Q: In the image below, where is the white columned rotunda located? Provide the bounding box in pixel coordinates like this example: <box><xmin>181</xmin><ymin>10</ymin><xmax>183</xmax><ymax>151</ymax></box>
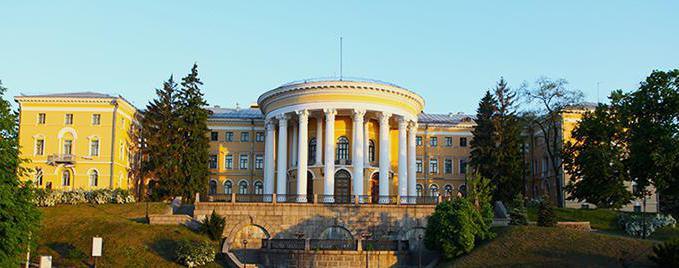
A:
<box><xmin>256</xmin><ymin>78</ymin><xmax>425</xmax><ymax>203</ymax></box>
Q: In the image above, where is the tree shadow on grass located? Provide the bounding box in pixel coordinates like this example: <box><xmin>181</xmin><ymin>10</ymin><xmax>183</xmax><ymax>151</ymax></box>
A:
<box><xmin>46</xmin><ymin>242</ymin><xmax>91</xmax><ymax>267</ymax></box>
<box><xmin>149</xmin><ymin>238</ymin><xmax>180</xmax><ymax>263</ymax></box>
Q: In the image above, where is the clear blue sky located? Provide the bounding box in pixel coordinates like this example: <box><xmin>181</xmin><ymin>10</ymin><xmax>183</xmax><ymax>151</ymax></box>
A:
<box><xmin>1</xmin><ymin>1</ymin><xmax>678</xmax><ymax>114</ymax></box>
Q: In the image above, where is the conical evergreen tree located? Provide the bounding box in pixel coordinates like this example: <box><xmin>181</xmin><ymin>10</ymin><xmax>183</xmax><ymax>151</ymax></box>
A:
<box><xmin>470</xmin><ymin>91</ymin><xmax>496</xmax><ymax>185</ymax></box>
<box><xmin>492</xmin><ymin>78</ymin><xmax>524</xmax><ymax>203</ymax></box>
<box><xmin>176</xmin><ymin>64</ymin><xmax>211</xmax><ymax>201</ymax></box>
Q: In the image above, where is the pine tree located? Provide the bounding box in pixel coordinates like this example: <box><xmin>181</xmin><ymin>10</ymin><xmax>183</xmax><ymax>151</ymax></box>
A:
<box><xmin>469</xmin><ymin>91</ymin><xmax>496</xmax><ymax>182</ymax></box>
<box><xmin>0</xmin><ymin>81</ymin><xmax>41</xmax><ymax>266</ymax></box>
<box><xmin>492</xmin><ymin>78</ymin><xmax>524</xmax><ymax>204</ymax></box>
<box><xmin>176</xmin><ymin>64</ymin><xmax>211</xmax><ymax>201</ymax></box>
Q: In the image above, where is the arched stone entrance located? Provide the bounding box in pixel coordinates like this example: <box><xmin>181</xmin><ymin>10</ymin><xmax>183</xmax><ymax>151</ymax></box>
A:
<box><xmin>319</xmin><ymin>226</ymin><xmax>354</xmax><ymax>240</ymax></box>
<box><xmin>334</xmin><ymin>169</ymin><xmax>351</xmax><ymax>203</ymax></box>
<box><xmin>370</xmin><ymin>172</ymin><xmax>379</xmax><ymax>203</ymax></box>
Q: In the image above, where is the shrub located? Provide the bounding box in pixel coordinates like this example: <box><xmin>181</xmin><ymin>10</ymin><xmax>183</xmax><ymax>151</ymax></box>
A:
<box><xmin>33</xmin><ymin>188</ymin><xmax>136</xmax><ymax>207</ymax></box>
<box><xmin>509</xmin><ymin>194</ymin><xmax>529</xmax><ymax>225</ymax></box>
<box><xmin>175</xmin><ymin>239</ymin><xmax>215</xmax><ymax>267</ymax></box>
<box><xmin>618</xmin><ymin>213</ymin><xmax>677</xmax><ymax>237</ymax></box>
<box><xmin>200</xmin><ymin>210</ymin><xmax>226</xmax><ymax>240</ymax></box>
<box><xmin>650</xmin><ymin>238</ymin><xmax>679</xmax><ymax>267</ymax></box>
<box><xmin>537</xmin><ymin>198</ymin><xmax>557</xmax><ymax>227</ymax></box>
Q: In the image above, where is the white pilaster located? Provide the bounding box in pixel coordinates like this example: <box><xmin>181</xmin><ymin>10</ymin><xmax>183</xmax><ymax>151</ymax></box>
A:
<box><xmin>263</xmin><ymin>119</ymin><xmax>276</xmax><ymax>201</ymax></box>
<box><xmin>407</xmin><ymin>121</ymin><xmax>418</xmax><ymax>204</ymax></box>
<box><xmin>295</xmin><ymin>110</ymin><xmax>309</xmax><ymax>202</ymax></box>
<box><xmin>315</xmin><ymin>115</ymin><xmax>323</xmax><ymax>166</ymax></box>
<box><xmin>276</xmin><ymin>114</ymin><xmax>289</xmax><ymax>202</ymax></box>
<box><xmin>397</xmin><ymin>117</ymin><xmax>408</xmax><ymax>203</ymax></box>
<box><xmin>378</xmin><ymin>112</ymin><xmax>392</xmax><ymax>203</ymax></box>
<box><xmin>323</xmin><ymin>109</ymin><xmax>337</xmax><ymax>203</ymax></box>
<box><xmin>291</xmin><ymin>123</ymin><xmax>298</xmax><ymax>167</ymax></box>
<box><xmin>352</xmin><ymin>109</ymin><xmax>366</xmax><ymax>200</ymax></box>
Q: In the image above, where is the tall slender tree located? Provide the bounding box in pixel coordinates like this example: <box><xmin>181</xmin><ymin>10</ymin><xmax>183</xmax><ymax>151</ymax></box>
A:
<box><xmin>492</xmin><ymin>78</ymin><xmax>524</xmax><ymax>203</ymax></box>
<box><xmin>470</xmin><ymin>91</ymin><xmax>496</xmax><ymax>182</ymax></box>
<box><xmin>176</xmin><ymin>64</ymin><xmax>211</xmax><ymax>201</ymax></box>
<box><xmin>0</xmin><ymin>81</ymin><xmax>41</xmax><ymax>266</ymax></box>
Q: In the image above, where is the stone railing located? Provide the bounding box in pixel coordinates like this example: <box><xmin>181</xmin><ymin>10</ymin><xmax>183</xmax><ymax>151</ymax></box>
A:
<box><xmin>207</xmin><ymin>193</ymin><xmax>444</xmax><ymax>205</ymax></box>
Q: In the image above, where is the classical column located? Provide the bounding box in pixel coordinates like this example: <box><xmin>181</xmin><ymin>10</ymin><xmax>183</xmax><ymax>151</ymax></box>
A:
<box><xmin>315</xmin><ymin>115</ymin><xmax>323</xmax><ymax>166</ymax></box>
<box><xmin>363</xmin><ymin>120</ymin><xmax>370</xmax><ymax>166</ymax></box>
<box><xmin>295</xmin><ymin>110</ymin><xmax>309</xmax><ymax>202</ymax></box>
<box><xmin>263</xmin><ymin>119</ymin><xmax>275</xmax><ymax>202</ymax></box>
<box><xmin>291</xmin><ymin>123</ymin><xmax>298</xmax><ymax>167</ymax></box>
<box><xmin>276</xmin><ymin>114</ymin><xmax>289</xmax><ymax>202</ymax></box>
<box><xmin>352</xmin><ymin>109</ymin><xmax>366</xmax><ymax>201</ymax></box>
<box><xmin>323</xmin><ymin>109</ymin><xmax>337</xmax><ymax>202</ymax></box>
<box><xmin>397</xmin><ymin>117</ymin><xmax>408</xmax><ymax>203</ymax></box>
<box><xmin>378</xmin><ymin>112</ymin><xmax>392</xmax><ymax>203</ymax></box>
<box><xmin>407</xmin><ymin>121</ymin><xmax>418</xmax><ymax>204</ymax></box>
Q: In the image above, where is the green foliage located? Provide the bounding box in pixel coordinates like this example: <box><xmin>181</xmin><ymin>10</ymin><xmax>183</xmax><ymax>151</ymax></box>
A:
<box><xmin>425</xmin><ymin>174</ymin><xmax>495</xmax><ymax>259</ymax></box>
<box><xmin>470</xmin><ymin>79</ymin><xmax>524</xmax><ymax>205</ymax></box>
<box><xmin>509</xmin><ymin>194</ymin><xmax>529</xmax><ymax>225</ymax></box>
<box><xmin>33</xmin><ymin>188</ymin><xmax>136</xmax><ymax>207</ymax></box>
<box><xmin>537</xmin><ymin>197</ymin><xmax>557</xmax><ymax>227</ymax></box>
<box><xmin>0</xmin><ymin>81</ymin><xmax>41</xmax><ymax>266</ymax></box>
<box><xmin>650</xmin><ymin>238</ymin><xmax>679</xmax><ymax>267</ymax></box>
<box><xmin>143</xmin><ymin>64</ymin><xmax>211</xmax><ymax>201</ymax></box>
<box><xmin>563</xmin><ymin>101</ymin><xmax>633</xmax><ymax>209</ymax></box>
<box><xmin>175</xmin><ymin>239</ymin><xmax>215</xmax><ymax>267</ymax></box>
<box><xmin>200</xmin><ymin>210</ymin><xmax>226</xmax><ymax>241</ymax></box>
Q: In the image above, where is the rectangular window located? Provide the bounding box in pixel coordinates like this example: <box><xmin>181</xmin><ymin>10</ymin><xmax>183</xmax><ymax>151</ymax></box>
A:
<box><xmin>90</xmin><ymin>140</ymin><xmax>99</xmax><ymax>156</ymax></box>
<box><xmin>35</xmin><ymin>139</ymin><xmax>45</xmax><ymax>155</ymax></box>
<box><xmin>225</xmin><ymin>155</ymin><xmax>233</xmax><ymax>169</ymax></box>
<box><xmin>239</xmin><ymin>154</ymin><xmax>249</xmax><ymax>170</ymax></box>
<box><xmin>445</xmin><ymin>137</ymin><xmax>453</xmax><ymax>147</ymax></box>
<box><xmin>210</xmin><ymin>131</ymin><xmax>218</xmax><ymax>141</ymax></box>
<box><xmin>460</xmin><ymin>159</ymin><xmax>467</xmax><ymax>174</ymax></box>
<box><xmin>240</xmin><ymin>132</ymin><xmax>250</xmax><ymax>142</ymax></box>
<box><xmin>255</xmin><ymin>155</ymin><xmax>264</xmax><ymax>169</ymax></box>
<box><xmin>416</xmin><ymin>136</ymin><xmax>422</xmax><ymax>146</ymax></box>
<box><xmin>416</xmin><ymin>159</ymin><xmax>423</xmax><ymax>173</ymax></box>
<box><xmin>65</xmin><ymin>114</ymin><xmax>73</xmax><ymax>125</ymax></box>
<box><xmin>430</xmin><ymin>137</ymin><xmax>438</xmax><ymax>147</ymax></box>
<box><xmin>542</xmin><ymin>157</ymin><xmax>549</xmax><ymax>177</ymax></box>
<box><xmin>38</xmin><ymin>113</ymin><xmax>46</xmax><ymax>124</ymax></box>
<box><xmin>92</xmin><ymin>114</ymin><xmax>101</xmax><ymax>125</ymax></box>
<box><xmin>459</xmin><ymin>137</ymin><xmax>467</xmax><ymax>147</ymax></box>
<box><xmin>429</xmin><ymin>159</ymin><xmax>438</xmax><ymax>174</ymax></box>
<box><xmin>255</xmin><ymin>132</ymin><xmax>265</xmax><ymax>142</ymax></box>
<box><xmin>444</xmin><ymin>159</ymin><xmax>452</xmax><ymax>174</ymax></box>
<box><xmin>63</xmin><ymin>140</ymin><xmax>73</xmax><ymax>155</ymax></box>
<box><xmin>209</xmin><ymin>155</ymin><xmax>218</xmax><ymax>169</ymax></box>
<box><xmin>225</xmin><ymin>132</ymin><xmax>234</xmax><ymax>142</ymax></box>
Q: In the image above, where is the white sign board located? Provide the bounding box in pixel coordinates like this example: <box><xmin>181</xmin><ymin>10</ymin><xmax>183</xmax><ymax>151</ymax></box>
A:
<box><xmin>39</xmin><ymin>256</ymin><xmax>52</xmax><ymax>268</ymax></box>
<box><xmin>92</xmin><ymin>237</ymin><xmax>103</xmax><ymax>257</ymax></box>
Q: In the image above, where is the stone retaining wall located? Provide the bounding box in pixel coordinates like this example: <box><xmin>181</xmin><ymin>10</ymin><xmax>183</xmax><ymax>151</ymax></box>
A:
<box><xmin>148</xmin><ymin>214</ymin><xmax>193</xmax><ymax>225</ymax></box>
<box><xmin>260</xmin><ymin>249</ymin><xmax>406</xmax><ymax>268</ymax></box>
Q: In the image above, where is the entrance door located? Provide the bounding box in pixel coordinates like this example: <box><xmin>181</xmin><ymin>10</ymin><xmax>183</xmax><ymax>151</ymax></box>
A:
<box><xmin>334</xmin><ymin>170</ymin><xmax>351</xmax><ymax>203</ymax></box>
<box><xmin>370</xmin><ymin>173</ymin><xmax>379</xmax><ymax>204</ymax></box>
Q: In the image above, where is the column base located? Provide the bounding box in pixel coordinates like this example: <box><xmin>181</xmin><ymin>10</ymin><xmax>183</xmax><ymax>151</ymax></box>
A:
<box><xmin>296</xmin><ymin>195</ymin><xmax>308</xmax><ymax>203</ymax></box>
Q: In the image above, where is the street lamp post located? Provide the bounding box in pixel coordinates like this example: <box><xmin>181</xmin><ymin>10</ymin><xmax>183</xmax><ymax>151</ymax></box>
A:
<box><xmin>417</xmin><ymin>234</ymin><xmax>423</xmax><ymax>268</ymax></box>
<box><xmin>242</xmin><ymin>239</ymin><xmax>248</xmax><ymax>268</ymax></box>
<box><xmin>361</xmin><ymin>232</ymin><xmax>372</xmax><ymax>268</ymax></box>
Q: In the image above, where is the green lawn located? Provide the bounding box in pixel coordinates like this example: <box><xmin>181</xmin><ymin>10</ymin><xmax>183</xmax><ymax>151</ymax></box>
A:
<box><xmin>440</xmin><ymin>226</ymin><xmax>657</xmax><ymax>268</ymax></box>
<box><xmin>35</xmin><ymin>203</ymin><xmax>223</xmax><ymax>267</ymax></box>
<box><xmin>527</xmin><ymin>207</ymin><xmax>620</xmax><ymax>231</ymax></box>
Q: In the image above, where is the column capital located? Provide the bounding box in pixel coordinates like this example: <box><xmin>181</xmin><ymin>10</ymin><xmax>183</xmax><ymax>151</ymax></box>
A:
<box><xmin>296</xmin><ymin>109</ymin><xmax>309</xmax><ymax>119</ymax></box>
<box><xmin>275</xmin><ymin>113</ymin><xmax>290</xmax><ymax>121</ymax></box>
<box><xmin>408</xmin><ymin>120</ymin><xmax>418</xmax><ymax>130</ymax></box>
<box><xmin>379</xmin><ymin>112</ymin><xmax>392</xmax><ymax>123</ymax></box>
<box><xmin>397</xmin><ymin>116</ymin><xmax>408</xmax><ymax>127</ymax></box>
<box><xmin>323</xmin><ymin>108</ymin><xmax>337</xmax><ymax>116</ymax></box>
<box><xmin>265</xmin><ymin>119</ymin><xmax>276</xmax><ymax>130</ymax></box>
<box><xmin>352</xmin><ymin>109</ymin><xmax>366</xmax><ymax>120</ymax></box>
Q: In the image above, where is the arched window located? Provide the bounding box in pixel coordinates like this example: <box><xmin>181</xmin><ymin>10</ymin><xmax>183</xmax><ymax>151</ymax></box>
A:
<box><xmin>336</xmin><ymin>136</ymin><xmax>349</xmax><ymax>160</ymax></box>
<box><xmin>89</xmin><ymin>170</ymin><xmax>99</xmax><ymax>187</ymax></box>
<box><xmin>239</xmin><ymin>181</ymin><xmax>248</xmax><ymax>194</ymax></box>
<box><xmin>308</xmin><ymin>138</ymin><xmax>317</xmax><ymax>163</ymax></box>
<box><xmin>254</xmin><ymin>181</ymin><xmax>264</xmax><ymax>195</ymax></box>
<box><xmin>368</xmin><ymin>140</ymin><xmax>376</xmax><ymax>162</ymax></box>
<box><xmin>224</xmin><ymin>180</ymin><xmax>233</xmax><ymax>194</ymax></box>
<box><xmin>209</xmin><ymin>180</ymin><xmax>217</xmax><ymax>194</ymax></box>
<box><xmin>444</xmin><ymin>184</ymin><xmax>453</xmax><ymax>196</ymax></box>
<box><xmin>35</xmin><ymin>168</ymin><xmax>43</xmax><ymax>186</ymax></box>
<box><xmin>430</xmin><ymin>184</ymin><xmax>439</xmax><ymax>197</ymax></box>
<box><xmin>62</xmin><ymin>170</ymin><xmax>71</xmax><ymax>186</ymax></box>
<box><xmin>416</xmin><ymin>184</ymin><xmax>423</xmax><ymax>197</ymax></box>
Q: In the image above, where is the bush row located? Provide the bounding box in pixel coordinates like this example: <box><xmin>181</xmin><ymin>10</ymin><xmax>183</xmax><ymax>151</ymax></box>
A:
<box><xmin>33</xmin><ymin>188</ymin><xmax>136</xmax><ymax>207</ymax></box>
<box><xmin>617</xmin><ymin>213</ymin><xmax>676</xmax><ymax>237</ymax></box>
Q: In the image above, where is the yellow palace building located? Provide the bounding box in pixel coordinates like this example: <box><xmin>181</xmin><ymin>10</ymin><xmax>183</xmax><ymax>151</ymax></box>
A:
<box><xmin>15</xmin><ymin>92</ymin><xmax>139</xmax><ymax>190</ymax></box>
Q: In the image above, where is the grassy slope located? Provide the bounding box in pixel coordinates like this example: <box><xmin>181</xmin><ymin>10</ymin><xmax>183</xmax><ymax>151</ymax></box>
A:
<box><xmin>442</xmin><ymin>226</ymin><xmax>656</xmax><ymax>268</ymax></box>
<box><xmin>35</xmin><ymin>203</ymin><xmax>221</xmax><ymax>267</ymax></box>
<box><xmin>527</xmin><ymin>207</ymin><xmax>619</xmax><ymax>231</ymax></box>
